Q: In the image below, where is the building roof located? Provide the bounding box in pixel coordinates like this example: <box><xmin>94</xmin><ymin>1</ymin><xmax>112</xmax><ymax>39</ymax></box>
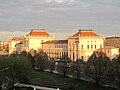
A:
<box><xmin>43</xmin><ymin>40</ymin><xmax>68</xmax><ymax>44</ymax></box>
<box><xmin>28</xmin><ymin>29</ymin><xmax>50</xmax><ymax>36</ymax></box>
<box><xmin>11</xmin><ymin>37</ymin><xmax>23</xmax><ymax>41</ymax></box>
<box><xmin>106</xmin><ymin>36</ymin><xmax>120</xmax><ymax>39</ymax></box>
<box><xmin>73</xmin><ymin>30</ymin><xmax>99</xmax><ymax>37</ymax></box>
<box><xmin>104</xmin><ymin>46</ymin><xmax>119</xmax><ymax>49</ymax></box>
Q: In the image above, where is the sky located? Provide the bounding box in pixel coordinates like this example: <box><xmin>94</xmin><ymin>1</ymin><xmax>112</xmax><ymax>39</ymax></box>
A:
<box><xmin>0</xmin><ymin>0</ymin><xmax>120</xmax><ymax>41</ymax></box>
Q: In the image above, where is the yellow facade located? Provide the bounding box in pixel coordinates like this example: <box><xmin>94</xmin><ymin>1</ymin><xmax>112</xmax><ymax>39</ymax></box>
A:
<box><xmin>42</xmin><ymin>40</ymin><xmax>68</xmax><ymax>59</ymax></box>
<box><xmin>102</xmin><ymin>46</ymin><xmax>119</xmax><ymax>59</ymax></box>
<box><xmin>7</xmin><ymin>37</ymin><xmax>23</xmax><ymax>54</ymax></box>
<box><xmin>16</xmin><ymin>29</ymin><xmax>54</xmax><ymax>54</ymax></box>
<box><xmin>68</xmin><ymin>30</ymin><xmax>104</xmax><ymax>61</ymax></box>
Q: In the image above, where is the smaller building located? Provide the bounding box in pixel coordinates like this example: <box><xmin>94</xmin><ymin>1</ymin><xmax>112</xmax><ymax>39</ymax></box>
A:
<box><xmin>42</xmin><ymin>40</ymin><xmax>68</xmax><ymax>59</ymax></box>
<box><xmin>0</xmin><ymin>41</ymin><xmax>9</xmax><ymax>54</ymax></box>
<box><xmin>16</xmin><ymin>41</ymin><xmax>24</xmax><ymax>54</ymax></box>
<box><xmin>102</xmin><ymin>46</ymin><xmax>119</xmax><ymax>59</ymax></box>
<box><xmin>105</xmin><ymin>36</ymin><xmax>120</xmax><ymax>53</ymax></box>
<box><xmin>7</xmin><ymin>37</ymin><xmax>23</xmax><ymax>54</ymax></box>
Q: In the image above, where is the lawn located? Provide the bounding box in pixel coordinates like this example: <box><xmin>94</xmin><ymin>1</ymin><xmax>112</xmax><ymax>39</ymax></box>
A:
<box><xmin>24</xmin><ymin>70</ymin><xmax>116</xmax><ymax>90</ymax></box>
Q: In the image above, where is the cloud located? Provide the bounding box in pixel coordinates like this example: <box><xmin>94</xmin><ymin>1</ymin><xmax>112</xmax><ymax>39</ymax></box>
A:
<box><xmin>0</xmin><ymin>31</ymin><xmax>28</xmax><ymax>41</ymax></box>
<box><xmin>0</xmin><ymin>0</ymin><xmax>120</xmax><ymax>40</ymax></box>
<box><xmin>44</xmin><ymin>0</ymin><xmax>75</xmax><ymax>3</ymax></box>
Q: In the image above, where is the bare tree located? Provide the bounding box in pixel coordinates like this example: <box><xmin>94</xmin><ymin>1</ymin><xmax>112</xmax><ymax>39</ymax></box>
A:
<box><xmin>57</xmin><ymin>55</ymin><xmax>71</xmax><ymax>76</ymax></box>
<box><xmin>35</xmin><ymin>50</ymin><xmax>49</xmax><ymax>71</ymax></box>
<box><xmin>85</xmin><ymin>50</ymin><xmax>110</xmax><ymax>86</ymax></box>
<box><xmin>48</xmin><ymin>58</ymin><xmax>55</xmax><ymax>72</ymax></box>
<box><xmin>108</xmin><ymin>55</ymin><xmax>120</xmax><ymax>89</ymax></box>
<box><xmin>70</xmin><ymin>59</ymin><xmax>85</xmax><ymax>79</ymax></box>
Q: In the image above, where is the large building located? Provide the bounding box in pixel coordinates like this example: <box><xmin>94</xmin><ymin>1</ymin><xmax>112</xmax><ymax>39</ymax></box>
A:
<box><xmin>68</xmin><ymin>30</ymin><xmax>104</xmax><ymax>61</ymax></box>
<box><xmin>42</xmin><ymin>40</ymin><xmax>68</xmax><ymax>59</ymax></box>
<box><xmin>16</xmin><ymin>29</ymin><xmax>54</xmax><ymax>54</ymax></box>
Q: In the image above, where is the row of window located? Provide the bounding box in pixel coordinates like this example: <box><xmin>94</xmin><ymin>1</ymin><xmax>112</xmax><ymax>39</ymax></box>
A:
<box><xmin>81</xmin><ymin>45</ymin><xmax>102</xmax><ymax>49</ymax></box>
<box><xmin>44</xmin><ymin>51</ymin><xmax>68</xmax><ymax>58</ymax></box>
<box><xmin>70</xmin><ymin>44</ymin><xmax>102</xmax><ymax>50</ymax></box>
<box><xmin>55</xmin><ymin>45</ymin><xmax>67</xmax><ymax>49</ymax></box>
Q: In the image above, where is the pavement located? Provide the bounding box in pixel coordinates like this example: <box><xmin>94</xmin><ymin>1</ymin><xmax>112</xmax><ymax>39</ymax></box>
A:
<box><xmin>15</xmin><ymin>83</ymin><xmax>61</xmax><ymax>90</ymax></box>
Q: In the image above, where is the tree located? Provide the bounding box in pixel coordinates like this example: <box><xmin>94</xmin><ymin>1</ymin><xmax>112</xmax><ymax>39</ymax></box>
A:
<box><xmin>85</xmin><ymin>50</ymin><xmax>110</xmax><ymax>86</ymax></box>
<box><xmin>20</xmin><ymin>50</ymin><xmax>28</xmax><ymax>57</ymax></box>
<box><xmin>35</xmin><ymin>50</ymin><xmax>49</xmax><ymax>71</ymax></box>
<box><xmin>48</xmin><ymin>58</ymin><xmax>55</xmax><ymax>72</ymax></box>
<box><xmin>0</xmin><ymin>56</ymin><xmax>8</xmax><ymax>90</ymax></box>
<box><xmin>70</xmin><ymin>59</ymin><xmax>85</xmax><ymax>79</ymax></box>
<box><xmin>28</xmin><ymin>49</ymin><xmax>37</xmax><ymax>68</ymax></box>
<box><xmin>57</xmin><ymin>55</ymin><xmax>71</xmax><ymax>76</ymax></box>
<box><xmin>108</xmin><ymin>55</ymin><xmax>120</xmax><ymax>89</ymax></box>
<box><xmin>7</xmin><ymin>56</ymin><xmax>32</xmax><ymax>89</ymax></box>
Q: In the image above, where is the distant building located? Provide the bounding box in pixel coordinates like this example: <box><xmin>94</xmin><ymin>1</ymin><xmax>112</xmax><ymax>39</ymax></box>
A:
<box><xmin>7</xmin><ymin>37</ymin><xmax>23</xmax><ymax>54</ymax></box>
<box><xmin>16</xmin><ymin>29</ymin><xmax>54</xmax><ymax>54</ymax></box>
<box><xmin>102</xmin><ymin>46</ymin><xmax>119</xmax><ymax>59</ymax></box>
<box><xmin>105</xmin><ymin>36</ymin><xmax>120</xmax><ymax>53</ymax></box>
<box><xmin>42</xmin><ymin>40</ymin><xmax>68</xmax><ymax>58</ymax></box>
<box><xmin>68</xmin><ymin>30</ymin><xmax>104</xmax><ymax>61</ymax></box>
<box><xmin>0</xmin><ymin>41</ymin><xmax>9</xmax><ymax>54</ymax></box>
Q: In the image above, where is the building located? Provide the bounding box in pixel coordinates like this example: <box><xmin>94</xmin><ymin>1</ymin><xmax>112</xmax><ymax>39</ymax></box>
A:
<box><xmin>105</xmin><ymin>36</ymin><xmax>120</xmax><ymax>47</ymax></box>
<box><xmin>105</xmin><ymin>36</ymin><xmax>120</xmax><ymax>53</ymax></box>
<box><xmin>0</xmin><ymin>41</ymin><xmax>9</xmax><ymax>54</ymax></box>
<box><xmin>68</xmin><ymin>30</ymin><xmax>104</xmax><ymax>61</ymax></box>
<box><xmin>42</xmin><ymin>40</ymin><xmax>68</xmax><ymax>59</ymax></box>
<box><xmin>16</xmin><ymin>29</ymin><xmax>54</xmax><ymax>54</ymax></box>
<box><xmin>7</xmin><ymin>37</ymin><xmax>23</xmax><ymax>54</ymax></box>
<box><xmin>102</xmin><ymin>46</ymin><xmax>119</xmax><ymax>59</ymax></box>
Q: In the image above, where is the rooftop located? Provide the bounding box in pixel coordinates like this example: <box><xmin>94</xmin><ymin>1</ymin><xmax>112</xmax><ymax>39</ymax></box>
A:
<box><xmin>43</xmin><ymin>40</ymin><xmax>68</xmax><ymax>44</ymax></box>
<box><xmin>28</xmin><ymin>29</ymin><xmax>50</xmax><ymax>36</ymax></box>
<box><xmin>73</xmin><ymin>29</ymin><xmax>99</xmax><ymax>37</ymax></box>
<box><xmin>11</xmin><ymin>37</ymin><xmax>23</xmax><ymax>41</ymax></box>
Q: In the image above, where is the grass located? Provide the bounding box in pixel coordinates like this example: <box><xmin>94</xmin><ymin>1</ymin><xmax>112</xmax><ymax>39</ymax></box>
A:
<box><xmin>24</xmin><ymin>70</ymin><xmax>116</xmax><ymax>90</ymax></box>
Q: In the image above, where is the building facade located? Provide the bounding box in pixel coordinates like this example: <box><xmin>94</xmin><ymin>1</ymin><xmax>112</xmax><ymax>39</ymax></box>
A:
<box><xmin>102</xmin><ymin>46</ymin><xmax>119</xmax><ymax>59</ymax></box>
<box><xmin>7</xmin><ymin>37</ymin><xmax>23</xmax><ymax>54</ymax></box>
<box><xmin>68</xmin><ymin>30</ymin><xmax>104</xmax><ymax>61</ymax></box>
<box><xmin>42</xmin><ymin>40</ymin><xmax>68</xmax><ymax>59</ymax></box>
<box><xmin>16</xmin><ymin>29</ymin><xmax>54</xmax><ymax>54</ymax></box>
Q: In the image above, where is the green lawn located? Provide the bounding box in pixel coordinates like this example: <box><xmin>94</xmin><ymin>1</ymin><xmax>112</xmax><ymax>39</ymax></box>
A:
<box><xmin>25</xmin><ymin>70</ymin><xmax>116</xmax><ymax>90</ymax></box>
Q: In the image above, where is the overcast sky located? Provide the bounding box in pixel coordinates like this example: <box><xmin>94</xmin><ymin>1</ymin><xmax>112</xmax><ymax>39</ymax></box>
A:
<box><xmin>0</xmin><ymin>0</ymin><xmax>120</xmax><ymax>41</ymax></box>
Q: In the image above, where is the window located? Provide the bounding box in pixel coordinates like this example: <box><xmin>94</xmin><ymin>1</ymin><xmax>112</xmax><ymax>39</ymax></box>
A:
<box><xmin>73</xmin><ymin>44</ymin><xmax>74</xmax><ymax>49</ymax></box>
<box><xmin>87</xmin><ymin>45</ymin><xmax>89</xmax><ymax>49</ymax></box>
<box><xmin>95</xmin><ymin>45</ymin><xmax>96</xmax><ymax>49</ymax></box>
<box><xmin>81</xmin><ymin>45</ymin><xmax>83</xmax><ymax>49</ymax></box>
<box><xmin>100</xmin><ymin>45</ymin><xmax>102</xmax><ymax>48</ymax></box>
<box><xmin>66</xmin><ymin>45</ymin><xmax>67</xmax><ymax>48</ymax></box>
<box><xmin>91</xmin><ymin>45</ymin><xmax>93</xmax><ymax>49</ymax></box>
<box><xmin>73</xmin><ymin>52</ymin><xmax>75</xmax><ymax>61</ymax></box>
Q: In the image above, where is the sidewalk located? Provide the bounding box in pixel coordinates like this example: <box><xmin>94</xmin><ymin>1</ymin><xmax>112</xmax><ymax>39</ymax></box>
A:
<box><xmin>15</xmin><ymin>83</ymin><xmax>61</xmax><ymax>90</ymax></box>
